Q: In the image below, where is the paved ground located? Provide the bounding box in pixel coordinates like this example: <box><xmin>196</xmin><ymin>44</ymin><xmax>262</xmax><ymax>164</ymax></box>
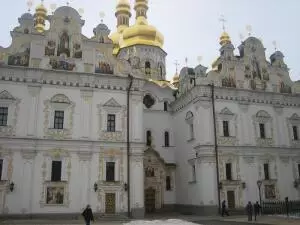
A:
<box><xmin>0</xmin><ymin>215</ymin><xmax>299</xmax><ymax>225</ymax></box>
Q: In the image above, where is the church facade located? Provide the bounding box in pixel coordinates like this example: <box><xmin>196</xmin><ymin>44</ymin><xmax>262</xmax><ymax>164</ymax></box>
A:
<box><xmin>0</xmin><ymin>0</ymin><xmax>299</xmax><ymax>218</ymax></box>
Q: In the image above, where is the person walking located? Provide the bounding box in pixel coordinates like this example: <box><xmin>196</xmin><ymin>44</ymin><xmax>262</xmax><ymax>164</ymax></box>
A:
<box><xmin>246</xmin><ymin>201</ymin><xmax>253</xmax><ymax>221</ymax></box>
<box><xmin>221</xmin><ymin>200</ymin><xmax>229</xmax><ymax>216</ymax></box>
<box><xmin>82</xmin><ymin>204</ymin><xmax>94</xmax><ymax>225</ymax></box>
<box><xmin>254</xmin><ymin>201</ymin><xmax>261</xmax><ymax>221</ymax></box>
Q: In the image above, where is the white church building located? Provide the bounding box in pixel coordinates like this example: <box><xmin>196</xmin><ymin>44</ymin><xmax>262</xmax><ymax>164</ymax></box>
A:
<box><xmin>0</xmin><ymin>0</ymin><xmax>299</xmax><ymax>219</ymax></box>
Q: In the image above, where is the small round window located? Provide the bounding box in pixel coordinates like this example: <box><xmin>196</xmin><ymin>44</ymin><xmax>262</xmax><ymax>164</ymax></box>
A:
<box><xmin>143</xmin><ymin>94</ymin><xmax>155</xmax><ymax>109</ymax></box>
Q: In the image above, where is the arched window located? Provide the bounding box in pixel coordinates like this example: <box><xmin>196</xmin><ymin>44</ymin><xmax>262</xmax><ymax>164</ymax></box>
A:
<box><xmin>163</xmin><ymin>101</ymin><xmax>168</xmax><ymax>111</ymax></box>
<box><xmin>145</xmin><ymin>61</ymin><xmax>151</xmax><ymax>76</ymax></box>
<box><xmin>166</xmin><ymin>176</ymin><xmax>171</xmax><ymax>191</ymax></box>
<box><xmin>159</xmin><ymin>65</ymin><xmax>163</xmax><ymax>78</ymax></box>
<box><xmin>146</xmin><ymin>130</ymin><xmax>152</xmax><ymax>146</ymax></box>
<box><xmin>185</xmin><ymin>111</ymin><xmax>194</xmax><ymax>140</ymax></box>
<box><xmin>164</xmin><ymin>131</ymin><xmax>169</xmax><ymax>147</ymax></box>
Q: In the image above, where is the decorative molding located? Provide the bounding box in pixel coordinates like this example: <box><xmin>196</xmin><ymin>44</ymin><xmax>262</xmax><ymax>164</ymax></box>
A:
<box><xmin>43</xmin><ymin>94</ymin><xmax>75</xmax><ymax>139</ymax></box>
<box><xmin>243</xmin><ymin>156</ymin><xmax>255</xmax><ymax>164</ymax></box>
<box><xmin>0</xmin><ymin>90</ymin><xmax>21</xmax><ymax>136</ymax></box>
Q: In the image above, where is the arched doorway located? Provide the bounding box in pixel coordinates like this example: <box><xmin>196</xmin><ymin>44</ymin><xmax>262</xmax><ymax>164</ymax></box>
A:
<box><xmin>144</xmin><ymin>149</ymin><xmax>167</xmax><ymax>213</ymax></box>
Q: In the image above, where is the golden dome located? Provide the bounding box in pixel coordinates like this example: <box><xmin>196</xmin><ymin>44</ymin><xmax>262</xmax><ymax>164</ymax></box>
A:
<box><xmin>219</xmin><ymin>31</ymin><xmax>231</xmax><ymax>46</ymax></box>
<box><xmin>116</xmin><ymin>0</ymin><xmax>131</xmax><ymax>15</ymax></box>
<box><xmin>34</xmin><ymin>1</ymin><xmax>47</xmax><ymax>33</ymax></box>
<box><xmin>172</xmin><ymin>73</ymin><xmax>179</xmax><ymax>83</ymax></box>
<box><xmin>35</xmin><ymin>2</ymin><xmax>47</xmax><ymax>14</ymax></box>
<box><xmin>120</xmin><ymin>0</ymin><xmax>164</xmax><ymax>49</ymax></box>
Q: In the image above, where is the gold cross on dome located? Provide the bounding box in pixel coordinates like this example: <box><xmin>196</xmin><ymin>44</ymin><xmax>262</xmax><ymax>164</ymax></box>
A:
<box><xmin>219</xmin><ymin>15</ymin><xmax>227</xmax><ymax>31</ymax></box>
<box><xmin>174</xmin><ymin>60</ymin><xmax>179</xmax><ymax>73</ymax></box>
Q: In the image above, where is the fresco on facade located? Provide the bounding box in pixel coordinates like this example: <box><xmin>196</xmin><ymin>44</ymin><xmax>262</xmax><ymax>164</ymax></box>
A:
<box><xmin>46</xmin><ymin>186</ymin><xmax>64</xmax><ymax>204</ymax></box>
<box><xmin>49</xmin><ymin>56</ymin><xmax>76</xmax><ymax>71</ymax></box>
<box><xmin>45</xmin><ymin>41</ymin><xmax>56</xmax><ymax>56</ymax></box>
<box><xmin>73</xmin><ymin>43</ymin><xmax>82</xmax><ymax>59</ymax></box>
<box><xmin>7</xmin><ymin>48</ymin><xmax>30</xmax><ymax>67</ymax></box>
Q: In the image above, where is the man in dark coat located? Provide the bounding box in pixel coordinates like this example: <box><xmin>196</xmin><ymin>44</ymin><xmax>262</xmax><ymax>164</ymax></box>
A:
<box><xmin>246</xmin><ymin>201</ymin><xmax>253</xmax><ymax>221</ymax></box>
<box><xmin>254</xmin><ymin>201</ymin><xmax>261</xmax><ymax>221</ymax></box>
<box><xmin>221</xmin><ymin>200</ymin><xmax>229</xmax><ymax>216</ymax></box>
<box><xmin>82</xmin><ymin>204</ymin><xmax>94</xmax><ymax>225</ymax></box>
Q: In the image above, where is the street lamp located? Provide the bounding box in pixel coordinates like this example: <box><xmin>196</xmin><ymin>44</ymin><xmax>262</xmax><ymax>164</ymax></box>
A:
<box><xmin>257</xmin><ymin>180</ymin><xmax>262</xmax><ymax>207</ymax></box>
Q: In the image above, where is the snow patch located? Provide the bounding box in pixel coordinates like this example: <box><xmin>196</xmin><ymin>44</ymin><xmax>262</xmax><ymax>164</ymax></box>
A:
<box><xmin>124</xmin><ymin>219</ymin><xmax>200</xmax><ymax>225</ymax></box>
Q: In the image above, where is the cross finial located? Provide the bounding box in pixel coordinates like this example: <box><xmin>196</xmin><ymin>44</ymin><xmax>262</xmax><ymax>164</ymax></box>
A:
<box><xmin>174</xmin><ymin>60</ymin><xmax>179</xmax><ymax>74</ymax></box>
<box><xmin>27</xmin><ymin>0</ymin><xmax>33</xmax><ymax>12</ymax></box>
<box><xmin>99</xmin><ymin>12</ymin><xmax>105</xmax><ymax>23</ymax></box>
<box><xmin>219</xmin><ymin>15</ymin><xmax>226</xmax><ymax>32</ymax></box>
<box><xmin>272</xmin><ymin>41</ymin><xmax>277</xmax><ymax>51</ymax></box>
<box><xmin>185</xmin><ymin>57</ymin><xmax>188</xmax><ymax>67</ymax></box>
<box><xmin>246</xmin><ymin>25</ymin><xmax>252</xmax><ymax>36</ymax></box>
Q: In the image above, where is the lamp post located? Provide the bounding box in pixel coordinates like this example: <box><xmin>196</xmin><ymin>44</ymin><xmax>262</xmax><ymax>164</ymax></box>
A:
<box><xmin>257</xmin><ymin>180</ymin><xmax>262</xmax><ymax>208</ymax></box>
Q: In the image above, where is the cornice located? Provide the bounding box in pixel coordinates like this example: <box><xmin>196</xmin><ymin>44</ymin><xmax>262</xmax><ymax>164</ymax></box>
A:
<box><xmin>0</xmin><ymin>66</ymin><xmax>145</xmax><ymax>92</ymax></box>
<box><xmin>171</xmin><ymin>85</ymin><xmax>300</xmax><ymax>113</ymax></box>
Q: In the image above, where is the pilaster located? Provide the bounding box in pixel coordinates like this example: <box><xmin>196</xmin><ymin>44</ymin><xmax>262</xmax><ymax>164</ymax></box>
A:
<box><xmin>130</xmin><ymin>153</ymin><xmax>144</xmax><ymax>218</ymax></box>
<box><xmin>27</xmin><ymin>86</ymin><xmax>41</xmax><ymax>136</ymax></box>
<box><xmin>80</xmin><ymin>90</ymin><xmax>93</xmax><ymax>139</ymax></box>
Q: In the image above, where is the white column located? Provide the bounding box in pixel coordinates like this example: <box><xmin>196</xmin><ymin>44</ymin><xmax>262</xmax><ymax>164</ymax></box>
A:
<box><xmin>131</xmin><ymin>95</ymin><xmax>143</xmax><ymax>142</ymax></box>
<box><xmin>130</xmin><ymin>154</ymin><xmax>144</xmax><ymax>218</ymax></box>
<box><xmin>80</xmin><ymin>91</ymin><xmax>93</xmax><ymax>138</ymax></box>
<box><xmin>21</xmin><ymin>152</ymin><xmax>35</xmax><ymax>213</ymax></box>
<box><xmin>27</xmin><ymin>86</ymin><xmax>40</xmax><ymax>136</ymax></box>
<box><xmin>239</xmin><ymin>104</ymin><xmax>250</xmax><ymax>145</ymax></box>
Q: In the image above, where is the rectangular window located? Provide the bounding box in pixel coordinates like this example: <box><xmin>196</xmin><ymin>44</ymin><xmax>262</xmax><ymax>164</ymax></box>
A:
<box><xmin>164</xmin><ymin>131</ymin><xmax>170</xmax><ymax>147</ymax></box>
<box><xmin>264</xmin><ymin>163</ymin><xmax>269</xmax><ymax>180</ymax></box>
<box><xmin>259</xmin><ymin>123</ymin><xmax>265</xmax><ymax>139</ymax></box>
<box><xmin>0</xmin><ymin>159</ymin><xmax>3</xmax><ymax>180</ymax></box>
<box><xmin>166</xmin><ymin>176</ymin><xmax>171</xmax><ymax>191</ymax></box>
<box><xmin>189</xmin><ymin>124</ymin><xmax>194</xmax><ymax>139</ymax></box>
<box><xmin>0</xmin><ymin>107</ymin><xmax>8</xmax><ymax>126</ymax></box>
<box><xmin>223</xmin><ymin>121</ymin><xmax>230</xmax><ymax>137</ymax></box>
<box><xmin>51</xmin><ymin>161</ymin><xmax>62</xmax><ymax>182</ymax></box>
<box><xmin>107</xmin><ymin>114</ymin><xmax>116</xmax><ymax>132</ymax></box>
<box><xmin>226</xmin><ymin>163</ymin><xmax>232</xmax><ymax>180</ymax></box>
<box><xmin>106</xmin><ymin>162</ymin><xmax>115</xmax><ymax>182</ymax></box>
<box><xmin>54</xmin><ymin>110</ymin><xmax>64</xmax><ymax>129</ymax></box>
<box><xmin>192</xmin><ymin>165</ymin><xmax>196</xmax><ymax>181</ymax></box>
<box><xmin>293</xmin><ymin>126</ymin><xmax>298</xmax><ymax>140</ymax></box>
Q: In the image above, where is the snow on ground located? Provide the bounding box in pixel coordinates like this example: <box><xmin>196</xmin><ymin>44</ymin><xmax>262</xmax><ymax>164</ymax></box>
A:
<box><xmin>270</xmin><ymin>214</ymin><xmax>300</xmax><ymax>219</ymax></box>
<box><xmin>123</xmin><ymin>219</ymin><xmax>200</xmax><ymax>225</ymax></box>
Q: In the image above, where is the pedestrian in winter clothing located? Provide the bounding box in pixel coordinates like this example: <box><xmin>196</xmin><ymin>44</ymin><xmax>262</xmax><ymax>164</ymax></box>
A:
<box><xmin>221</xmin><ymin>200</ymin><xmax>229</xmax><ymax>216</ymax></box>
<box><xmin>254</xmin><ymin>201</ymin><xmax>261</xmax><ymax>221</ymax></box>
<box><xmin>246</xmin><ymin>201</ymin><xmax>253</xmax><ymax>221</ymax></box>
<box><xmin>82</xmin><ymin>204</ymin><xmax>94</xmax><ymax>225</ymax></box>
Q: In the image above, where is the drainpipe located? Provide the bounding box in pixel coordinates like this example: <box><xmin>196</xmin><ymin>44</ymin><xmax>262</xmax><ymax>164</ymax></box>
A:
<box><xmin>210</xmin><ymin>83</ymin><xmax>221</xmax><ymax>215</ymax></box>
<box><xmin>127</xmin><ymin>74</ymin><xmax>133</xmax><ymax>218</ymax></box>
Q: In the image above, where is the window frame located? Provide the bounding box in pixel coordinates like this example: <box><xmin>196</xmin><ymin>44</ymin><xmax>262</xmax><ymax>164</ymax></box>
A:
<box><xmin>54</xmin><ymin>110</ymin><xmax>64</xmax><ymax>130</ymax></box>
<box><xmin>106</xmin><ymin>161</ymin><xmax>115</xmax><ymax>182</ymax></box>
<box><xmin>107</xmin><ymin>114</ymin><xmax>116</xmax><ymax>132</ymax></box>
<box><xmin>223</xmin><ymin>120</ymin><xmax>230</xmax><ymax>137</ymax></box>
<box><xmin>259</xmin><ymin>123</ymin><xmax>266</xmax><ymax>139</ymax></box>
<box><xmin>146</xmin><ymin>130</ymin><xmax>152</xmax><ymax>146</ymax></box>
<box><xmin>225</xmin><ymin>163</ymin><xmax>232</xmax><ymax>180</ymax></box>
<box><xmin>292</xmin><ymin>126</ymin><xmax>298</xmax><ymax>140</ymax></box>
<box><xmin>166</xmin><ymin>176</ymin><xmax>171</xmax><ymax>191</ymax></box>
<box><xmin>164</xmin><ymin>131</ymin><xmax>170</xmax><ymax>147</ymax></box>
<box><xmin>51</xmin><ymin>160</ymin><xmax>62</xmax><ymax>182</ymax></box>
<box><xmin>0</xmin><ymin>107</ymin><xmax>8</xmax><ymax>126</ymax></box>
<box><xmin>264</xmin><ymin>163</ymin><xmax>270</xmax><ymax>180</ymax></box>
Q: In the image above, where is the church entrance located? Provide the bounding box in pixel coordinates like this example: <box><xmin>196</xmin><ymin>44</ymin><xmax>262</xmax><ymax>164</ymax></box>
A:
<box><xmin>145</xmin><ymin>187</ymin><xmax>155</xmax><ymax>213</ymax></box>
<box><xmin>105</xmin><ymin>193</ymin><xmax>116</xmax><ymax>214</ymax></box>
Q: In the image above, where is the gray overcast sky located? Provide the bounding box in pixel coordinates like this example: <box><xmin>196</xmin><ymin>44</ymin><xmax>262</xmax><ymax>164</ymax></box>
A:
<box><xmin>0</xmin><ymin>0</ymin><xmax>299</xmax><ymax>81</ymax></box>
